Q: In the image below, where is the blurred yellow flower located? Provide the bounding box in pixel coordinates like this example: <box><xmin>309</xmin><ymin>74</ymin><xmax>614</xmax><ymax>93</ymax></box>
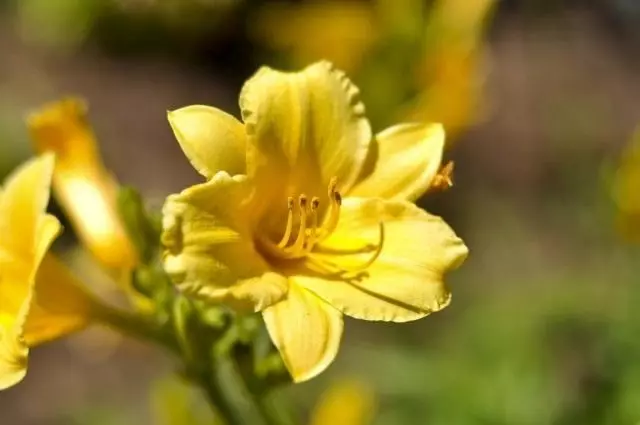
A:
<box><xmin>613</xmin><ymin>128</ymin><xmax>640</xmax><ymax>241</ymax></box>
<box><xmin>253</xmin><ymin>0</ymin><xmax>496</xmax><ymax>136</ymax></box>
<box><xmin>162</xmin><ymin>61</ymin><xmax>468</xmax><ymax>382</ymax></box>
<box><xmin>252</xmin><ymin>1</ymin><xmax>377</xmax><ymax>74</ymax></box>
<box><xmin>309</xmin><ymin>379</ymin><xmax>375</xmax><ymax>425</ymax></box>
<box><xmin>27</xmin><ymin>98</ymin><xmax>138</xmax><ymax>272</ymax></box>
<box><xmin>404</xmin><ymin>0</ymin><xmax>496</xmax><ymax>134</ymax></box>
<box><xmin>0</xmin><ymin>154</ymin><xmax>97</xmax><ymax>390</ymax></box>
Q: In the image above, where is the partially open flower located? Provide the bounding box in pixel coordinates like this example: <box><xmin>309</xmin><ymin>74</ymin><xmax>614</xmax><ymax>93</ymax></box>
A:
<box><xmin>27</xmin><ymin>98</ymin><xmax>138</xmax><ymax>272</ymax></box>
<box><xmin>163</xmin><ymin>61</ymin><xmax>468</xmax><ymax>382</ymax></box>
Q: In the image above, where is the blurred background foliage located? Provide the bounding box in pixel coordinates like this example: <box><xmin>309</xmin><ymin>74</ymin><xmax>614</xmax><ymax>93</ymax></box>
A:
<box><xmin>1</xmin><ymin>0</ymin><xmax>640</xmax><ymax>424</ymax></box>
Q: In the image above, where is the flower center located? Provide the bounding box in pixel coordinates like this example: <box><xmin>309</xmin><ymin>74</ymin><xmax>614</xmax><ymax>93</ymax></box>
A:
<box><xmin>258</xmin><ymin>178</ymin><xmax>384</xmax><ymax>274</ymax></box>
<box><xmin>260</xmin><ymin>177</ymin><xmax>342</xmax><ymax>260</ymax></box>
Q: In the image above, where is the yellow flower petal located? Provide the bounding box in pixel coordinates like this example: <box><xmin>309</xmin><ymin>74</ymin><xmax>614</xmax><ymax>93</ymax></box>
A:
<box><xmin>28</xmin><ymin>98</ymin><xmax>138</xmax><ymax>271</ymax></box>
<box><xmin>162</xmin><ymin>172</ymin><xmax>287</xmax><ymax>312</ymax></box>
<box><xmin>262</xmin><ymin>283</ymin><xmax>343</xmax><ymax>383</ymax></box>
<box><xmin>167</xmin><ymin>105</ymin><xmax>247</xmax><ymax>179</ymax></box>
<box><xmin>0</xmin><ymin>156</ymin><xmax>59</xmax><ymax>330</ymax></box>
<box><xmin>350</xmin><ymin>123</ymin><xmax>445</xmax><ymax>201</ymax></box>
<box><xmin>24</xmin><ymin>255</ymin><xmax>98</xmax><ymax>346</ymax></box>
<box><xmin>0</xmin><ymin>154</ymin><xmax>59</xmax><ymax>389</ymax></box>
<box><xmin>240</xmin><ymin>61</ymin><xmax>372</xmax><ymax>199</ymax></box>
<box><xmin>0</xmin><ymin>326</ymin><xmax>28</xmax><ymax>390</ymax></box>
<box><xmin>298</xmin><ymin>197</ymin><xmax>468</xmax><ymax>322</ymax></box>
<box><xmin>0</xmin><ymin>153</ymin><xmax>56</xmax><ymax>262</ymax></box>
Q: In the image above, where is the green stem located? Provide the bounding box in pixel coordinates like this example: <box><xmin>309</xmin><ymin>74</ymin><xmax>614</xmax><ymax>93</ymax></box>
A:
<box><xmin>96</xmin><ymin>303</ymin><xmax>292</xmax><ymax>425</ymax></box>
<box><xmin>198</xmin><ymin>365</ymin><xmax>249</xmax><ymax>425</ymax></box>
<box><xmin>251</xmin><ymin>389</ymin><xmax>296</xmax><ymax>425</ymax></box>
<box><xmin>205</xmin><ymin>355</ymin><xmax>271</xmax><ymax>425</ymax></box>
<box><xmin>97</xmin><ymin>304</ymin><xmax>178</xmax><ymax>354</ymax></box>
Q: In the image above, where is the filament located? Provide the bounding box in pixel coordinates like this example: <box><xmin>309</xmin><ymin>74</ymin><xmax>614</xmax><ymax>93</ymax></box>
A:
<box><xmin>316</xmin><ymin>177</ymin><xmax>342</xmax><ymax>242</ymax></box>
<box><xmin>303</xmin><ymin>197</ymin><xmax>320</xmax><ymax>254</ymax></box>
<box><xmin>307</xmin><ymin>223</ymin><xmax>385</xmax><ymax>276</ymax></box>
<box><xmin>276</xmin><ymin>197</ymin><xmax>295</xmax><ymax>248</ymax></box>
<box><xmin>287</xmin><ymin>195</ymin><xmax>308</xmax><ymax>254</ymax></box>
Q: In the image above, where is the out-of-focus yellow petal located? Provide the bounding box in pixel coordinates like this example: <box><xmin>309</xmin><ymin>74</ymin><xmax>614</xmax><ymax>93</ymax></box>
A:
<box><xmin>24</xmin><ymin>255</ymin><xmax>98</xmax><ymax>346</ymax></box>
<box><xmin>298</xmin><ymin>197</ymin><xmax>468</xmax><ymax>322</ymax></box>
<box><xmin>252</xmin><ymin>2</ymin><xmax>377</xmax><ymax>73</ymax></box>
<box><xmin>27</xmin><ymin>98</ymin><xmax>138</xmax><ymax>271</ymax></box>
<box><xmin>262</xmin><ymin>283</ymin><xmax>343</xmax><ymax>383</ymax></box>
<box><xmin>404</xmin><ymin>0</ymin><xmax>496</xmax><ymax>135</ymax></box>
<box><xmin>0</xmin><ymin>155</ymin><xmax>59</xmax><ymax>331</ymax></box>
<box><xmin>0</xmin><ymin>153</ymin><xmax>56</xmax><ymax>263</ymax></box>
<box><xmin>0</xmin><ymin>326</ymin><xmax>28</xmax><ymax>390</ymax></box>
<box><xmin>405</xmin><ymin>50</ymin><xmax>485</xmax><ymax>135</ymax></box>
<box><xmin>349</xmin><ymin>123</ymin><xmax>445</xmax><ymax>201</ymax></box>
<box><xmin>168</xmin><ymin>105</ymin><xmax>247</xmax><ymax>179</ymax></box>
<box><xmin>162</xmin><ymin>172</ymin><xmax>287</xmax><ymax>312</ymax></box>
<box><xmin>309</xmin><ymin>379</ymin><xmax>375</xmax><ymax>425</ymax></box>
<box><xmin>613</xmin><ymin>128</ymin><xmax>640</xmax><ymax>241</ymax></box>
<box><xmin>0</xmin><ymin>155</ymin><xmax>58</xmax><ymax>389</ymax></box>
<box><xmin>240</xmin><ymin>61</ymin><xmax>372</xmax><ymax>202</ymax></box>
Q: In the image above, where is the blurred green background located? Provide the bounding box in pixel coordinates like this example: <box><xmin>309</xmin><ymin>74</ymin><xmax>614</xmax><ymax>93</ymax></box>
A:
<box><xmin>1</xmin><ymin>0</ymin><xmax>640</xmax><ymax>424</ymax></box>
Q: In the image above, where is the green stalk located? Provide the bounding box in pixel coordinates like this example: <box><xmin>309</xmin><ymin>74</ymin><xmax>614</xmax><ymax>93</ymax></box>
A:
<box><xmin>96</xmin><ymin>301</ymin><xmax>292</xmax><ymax>425</ymax></box>
<box><xmin>96</xmin><ymin>303</ymin><xmax>178</xmax><ymax>354</ymax></box>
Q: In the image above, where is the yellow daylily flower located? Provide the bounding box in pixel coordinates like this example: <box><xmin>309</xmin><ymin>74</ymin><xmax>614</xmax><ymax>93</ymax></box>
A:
<box><xmin>252</xmin><ymin>1</ymin><xmax>377</xmax><ymax>74</ymax></box>
<box><xmin>27</xmin><ymin>98</ymin><xmax>138</xmax><ymax>272</ymax></box>
<box><xmin>254</xmin><ymin>0</ymin><xmax>495</xmax><ymax>135</ymax></box>
<box><xmin>0</xmin><ymin>154</ymin><xmax>96</xmax><ymax>390</ymax></box>
<box><xmin>162</xmin><ymin>61</ymin><xmax>468</xmax><ymax>382</ymax></box>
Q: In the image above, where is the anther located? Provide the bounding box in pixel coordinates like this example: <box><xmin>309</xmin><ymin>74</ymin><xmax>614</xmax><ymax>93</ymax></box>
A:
<box><xmin>431</xmin><ymin>161</ymin><xmax>454</xmax><ymax>191</ymax></box>
<box><xmin>310</xmin><ymin>197</ymin><xmax>320</xmax><ymax>210</ymax></box>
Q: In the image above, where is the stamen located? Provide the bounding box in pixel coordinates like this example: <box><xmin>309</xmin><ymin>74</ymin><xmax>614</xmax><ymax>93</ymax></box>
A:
<box><xmin>307</xmin><ymin>222</ymin><xmax>385</xmax><ymax>276</ymax></box>
<box><xmin>287</xmin><ymin>195</ymin><xmax>308</xmax><ymax>254</ymax></box>
<box><xmin>304</xmin><ymin>197</ymin><xmax>321</xmax><ymax>253</ymax></box>
<box><xmin>431</xmin><ymin>161</ymin><xmax>454</xmax><ymax>191</ymax></box>
<box><xmin>259</xmin><ymin>178</ymin><xmax>348</xmax><ymax>261</ymax></box>
<box><xmin>276</xmin><ymin>197</ymin><xmax>295</xmax><ymax>248</ymax></box>
<box><xmin>305</xmin><ymin>255</ymin><xmax>344</xmax><ymax>276</ymax></box>
<box><xmin>316</xmin><ymin>177</ymin><xmax>342</xmax><ymax>241</ymax></box>
<box><xmin>345</xmin><ymin>223</ymin><xmax>385</xmax><ymax>272</ymax></box>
